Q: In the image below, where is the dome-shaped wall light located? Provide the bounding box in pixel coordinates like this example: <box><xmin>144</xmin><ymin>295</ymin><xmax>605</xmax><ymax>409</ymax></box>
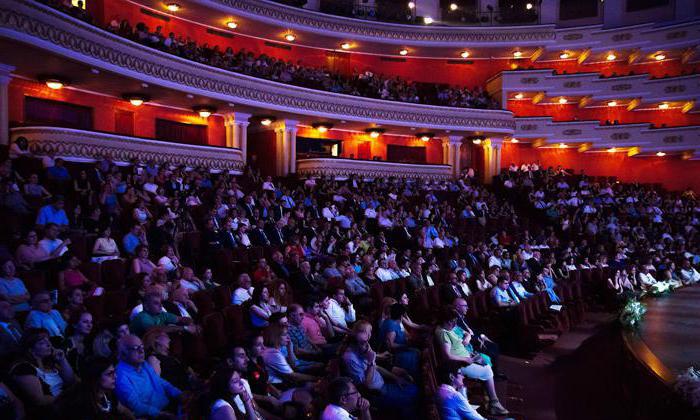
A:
<box><xmin>365</xmin><ymin>128</ymin><xmax>386</xmax><ymax>138</ymax></box>
<box><xmin>123</xmin><ymin>94</ymin><xmax>150</xmax><ymax>106</ymax></box>
<box><xmin>193</xmin><ymin>105</ymin><xmax>216</xmax><ymax>118</ymax></box>
<box><xmin>312</xmin><ymin>122</ymin><xmax>334</xmax><ymax>133</ymax></box>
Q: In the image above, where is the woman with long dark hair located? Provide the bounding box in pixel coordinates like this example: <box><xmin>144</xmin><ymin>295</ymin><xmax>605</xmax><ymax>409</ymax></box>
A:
<box><xmin>206</xmin><ymin>367</ymin><xmax>260</xmax><ymax>420</ymax></box>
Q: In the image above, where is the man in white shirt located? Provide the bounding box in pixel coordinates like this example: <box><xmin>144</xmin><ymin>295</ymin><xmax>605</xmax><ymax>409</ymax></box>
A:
<box><xmin>262</xmin><ymin>176</ymin><xmax>276</xmax><ymax>191</ymax></box>
<box><xmin>364</xmin><ymin>205</ymin><xmax>377</xmax><ymax>219</ymax></box>
<box><xmin>232</xmin><ymin>274</ymin><xmax>254</xmax><ymax>305</ymax></box>
<box><xmin>321</xmin><ymin>377</ymin><xmax>372</xmax><ymax>420</ymax></box>
<box><xmin>488</xmin><ymin>250</ymin><xmax>503</xmax><ymax>269</ymax></box>
<box><xmin>375</xmin><ymin>259</ymin><xmax>397</xmax><ymax>282</ymax></box>
<box><xmin>638</xmin><ymin>266</ymin><xmax>657</xmax><ymax>289</ymax></box>
<box><xmin>679</xmin><ymin>261</ymin><xmax>700</xmax><ymax>284</ymax></box>
<box><xmin>324</xmin><ymin>289</ymin><xmax>355</xmax><ymax>332</ymax></box>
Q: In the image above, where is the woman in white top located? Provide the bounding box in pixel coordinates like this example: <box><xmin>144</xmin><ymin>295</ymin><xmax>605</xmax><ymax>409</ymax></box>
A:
<box><xmin>158</xmin><ymin>245</ymin><xmax>180</xmax><ymax>273</ymax></box>
<box><xmin>208</xmin><ymin>367</ymin><xmax>259</xmax><ymax>420</ymax></box>
<box><xmin>92</xmin><ymin>227</ymin><xmax>120</xmax><ymax>261</ymax></box>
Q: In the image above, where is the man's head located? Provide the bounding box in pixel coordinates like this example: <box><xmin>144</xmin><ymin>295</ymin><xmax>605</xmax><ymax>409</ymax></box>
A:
<box><xmin>229</xmin><ymin>346</ymin><xmax>249</xmax><ymax>371</ymax></box>
<box><xmin>447</xmin><ymin>272</ymin><xmax>458</xmax><ymax>284</ymax></box>
<box><xmin>118</xmin><ymin>335</ymin><xmax>145</xmax><ymax>366</ymax></box>
<box><xmin>288</xmin><ymin>303</ymin><xmax>304</xmax><ymax>326</ymax></box>
<box><xmin>300</xmin><ymin>261</ymin><xmax>311</xmax><ymax>274</ymax></box>
<box><xmin>31</xmin><ymin>291</ymin><xmax>53</xmax><ymax>313</ymax></box>
<box><xmin>497</xmin><ymin>277</ymin><xmax>510</xmax><ymax>290</ymax></box>
<box><xmin>237</xmin><ymin>273</ymin><xmax>252</xmax><ymax>289</ymax></box>
<box><xmin>44</xmin><ymin>223</ymin><xmax>59</xmax><ymax>239</ymax></box>
<box><xmin>437</xmin><ymin>361</ymin><xmax>465</xmax><ymax>389</ymax></box>
<box><xmin>51</xmin><ymin>196</ymin><xmax>65</xmax><ymax>210</ymax></box>
<box><xmin>143</xmin><ymin>291</ymin><xmax>164</xmax><ymax>315</ymax></box>
<box><xmin>305</xmin><ymin>296</ymin><xmax>323</xmax><ymax>316</ymax></box>
<box><xmin>327</xmin><ymin>377</ymin><xmax>362</xmax><ymax>412</ymax></box>
<box><xmin>453</xmin><ymin>297</ymin><xmax>468</xmax><ymax>316</ymax></box>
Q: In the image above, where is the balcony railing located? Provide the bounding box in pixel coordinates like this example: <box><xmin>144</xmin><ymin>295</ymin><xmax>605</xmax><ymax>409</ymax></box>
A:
<box><xmin>10</xmin><ymin>126</ymin><xmax>245</xmax><ymax>172</ymax></box>
<box><xmin>297</xmin><ymin>157</ymin><xmax>452</xmax><ymax>180</ymax></box>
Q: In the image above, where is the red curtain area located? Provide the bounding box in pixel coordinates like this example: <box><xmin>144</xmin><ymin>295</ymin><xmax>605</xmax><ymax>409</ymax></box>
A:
<box><xmin>387</xmin><ymin>145</ymin><xmax>427</xmax><ymax>164</ymax></box>
<box><xmin>357</xmin><ymin>142</ymin><xmax>372</xmax><ymax>160</ymax></box>
<box><xmin>155</xmin><ymin>118</ymin><xmax>207</xmax><ymax>145</ymax></box>
<box><xmin>247</xmin><ymin>130</ymin><xmax>277</xmax><ymax>176</ymax></box>
<box><xmin>501</xmin><ymin>143</ymin><xmax>700</xmax><ymax>192</ymax></box>
<box><xmin>24</xmin><ymin>96</ymin><xmax>94</xmax><ymax>130</ymax></box>
<box><xmin>114</xmin><ymin>110</ymin><xmax>134</xmax><ymax>136</ymax></box>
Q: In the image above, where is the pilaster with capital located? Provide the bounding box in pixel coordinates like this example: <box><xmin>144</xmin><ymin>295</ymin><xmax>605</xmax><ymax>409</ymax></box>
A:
<box><xmin>0</xmin><ymin>64</ymin><xmax>15</xmax><ymax>146</ymax></box>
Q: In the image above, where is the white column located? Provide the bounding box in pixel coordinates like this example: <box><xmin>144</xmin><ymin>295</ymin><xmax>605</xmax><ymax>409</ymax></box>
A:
<box><xmin>288</xmin><ymin>124</ymin><xmax>297</xmax><ymax>174</ymax></box>
<box><xmin>223</xmin><ymin>114</ymin><xmax>235</xmax><ymax>148</ymax></box>
<box><xmin>483</xmin><ymin>137</ymin><xmax>503</xmax><ymax>184</ymax></box>
<box><xmin>233</xmin><ymin>112</ymin><xmax>251</xmax><ymax>164</ymax></box>
<box><xmin>448</xmin><ymin>135</ymin><xmax>463</xmax><ymax>178</ymax></box>
<box><xmin>273</xmin><ymin>120</ymin><xmax>298</xmax><ymax>177</ymax></box>
<box><xmin>0</xmin><ymin>64</ymin><xmax>14</xmax><ymax>146</ymax></box>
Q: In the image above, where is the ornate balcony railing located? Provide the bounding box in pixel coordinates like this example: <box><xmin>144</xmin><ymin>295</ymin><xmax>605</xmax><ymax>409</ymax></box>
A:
<box><xmin>0</xmin><ymin>0</ymin><xmax>515</xmax><ymax>133</ymax></box>
<box><xmin>10</xmin><ymin>126</ymin><xmax>245</xmax><ymax>172</ymax></box>
<box><xmin>296</xmin><ymin>157</ymin><xmax>452</xmax><ymax>180</ymax></box>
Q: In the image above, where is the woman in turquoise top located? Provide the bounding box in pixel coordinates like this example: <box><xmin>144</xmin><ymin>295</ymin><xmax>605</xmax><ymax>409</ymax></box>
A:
<box><xmin>378</xmin><ymin>303</ymin><xmax>419</xmax><ymax>377</ymax></box>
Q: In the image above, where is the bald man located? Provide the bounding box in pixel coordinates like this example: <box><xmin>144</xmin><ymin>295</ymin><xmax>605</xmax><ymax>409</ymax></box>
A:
<box><xmin>115</xmin><ymin>335</ymin><xmax>182</xmax><ymax>418</ymax></box>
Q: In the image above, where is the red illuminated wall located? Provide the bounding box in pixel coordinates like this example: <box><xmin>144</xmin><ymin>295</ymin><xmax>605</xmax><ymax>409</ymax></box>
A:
<box><xmin>95</xmin><ymin>0</ymin><xmax>697</xmax><ymax>88</ymax></box>
<box><xmin>507</xmin><ymin>100</ymin><xmax>700</xmax><ymax>127</ymax></box>
<box><xmin>501</xmin><ymin>142</ymin><xmax>700</xmax><ymax>192</ymax></box>
<box><xmin>8</xmin><ymin>78</ymin><xmax>225</xmax><ymax>146</ymax></box>
<box><xmin>296</xmin><ymin>126</ymin><xmax>443</xmax><ymax>164</ymax></box>
<box><xmin>247</xmin><ymin>129</ymin><xmax>276</xmax><ymax>176</ymax></box>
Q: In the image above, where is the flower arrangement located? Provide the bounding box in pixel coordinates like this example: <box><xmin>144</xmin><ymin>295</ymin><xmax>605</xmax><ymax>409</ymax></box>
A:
<box><xmin>674</xmin><ymin>367</ymin><xmax>700</xmax><ymax>409</ymax></box>
<box><xmin>619</xmin><ymin>299</ymin><xmax>647</xmax><ymax>330</ymax></box>
<box><xmin>646</xmin><ymin>281</ymin><xmax>673</xmax><ymax>297</ymax></box>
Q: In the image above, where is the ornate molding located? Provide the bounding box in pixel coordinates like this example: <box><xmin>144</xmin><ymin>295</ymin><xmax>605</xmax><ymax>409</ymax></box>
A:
<box><xmin>10</xmin><ymin>126</ymin><xmax>245</xmax><ymax>172</ymax></box>
<box><xmin>0</xmin><ymin>0</ymin><xmax>515</xmax><ymax>132</ymax></box>
<box><xmin>297</xmin><ymin>158</ymin><xmax>452</xmax><ymax>180</ymax></box>
<box><xmin>195</xmin><ymin>0</ymin><xmax>556</xmax><ymax>45</ymax></box>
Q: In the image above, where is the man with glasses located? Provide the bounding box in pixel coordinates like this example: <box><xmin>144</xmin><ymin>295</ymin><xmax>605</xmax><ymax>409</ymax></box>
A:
<box><xmin>452</xmin><ymin>297</ymin><xmax>505</xmax><ymax>381</ymax></box>
<box><xmin>115</xmin><ymin>334</ymin><xmax>182</xmax><ymax>419</ymax></box>
<box><xmin>322</xmin><ymin>376</ymin><xmax>372</xmax><ymax>420</ymax></box>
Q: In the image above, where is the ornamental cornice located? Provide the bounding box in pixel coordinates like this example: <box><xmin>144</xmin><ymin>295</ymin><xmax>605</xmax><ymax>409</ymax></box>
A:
<box><xmin>297</xmin><ymin>158</ymin><xmax>452</xmax><ymax>180</ymax></box>
<box><xmin>0</xmin><ymin>0</ymin><xmax>515</xmax><ymax>132</ymax></box>
<box><xmin>11</xmin><ymin>126</ymin><xmax>245</xmax><ymax>172</ymax></box>
<box><xmin>195</xmin><ymin>0</ymin><xmax>556</xmax><ymax>45</ymax></box>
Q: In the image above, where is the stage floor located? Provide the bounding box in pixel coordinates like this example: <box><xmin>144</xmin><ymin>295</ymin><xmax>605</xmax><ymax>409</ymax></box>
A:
<box><xmin>638</xmin><ymin>284</ymin><xmax>700</xmax><ymax>375</ymax></box>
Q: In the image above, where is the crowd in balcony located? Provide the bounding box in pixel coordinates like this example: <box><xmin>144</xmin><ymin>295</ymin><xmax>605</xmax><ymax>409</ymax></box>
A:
<box><xmin>0</xmin><ymin>133</ymin><xmax>698</xmax><ymax>419</ymax></box>
<box><xmin>38</xmin><ymin>0</ymin><xmax>500</xmax><ymax>110</ymax></box>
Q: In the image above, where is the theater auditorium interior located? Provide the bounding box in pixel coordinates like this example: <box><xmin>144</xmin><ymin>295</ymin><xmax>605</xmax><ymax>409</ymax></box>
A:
<box><xmin>0</xmin><ymin>0</ymin><xmax>699</xmax><ymax>419</ymax></box>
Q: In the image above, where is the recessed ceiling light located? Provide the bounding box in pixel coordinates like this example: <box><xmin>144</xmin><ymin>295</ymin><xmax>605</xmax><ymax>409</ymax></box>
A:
<box><xmin>226</xmin><ymin>21</ymin><xmax>238</xmax><ymax>29</ymax></box>
<box><xmin>260</xmin><ymin>118</ymin><xmax>274</xmax><ymax>126</ymax></box>
<box><xmin>366</xmin><ymin>128</ymin><xmax>385</xmax><ymax>138</ymax></box>
<box><xmin>399</xmin><ymin>49</ymin><xmax>409</xmax><ymax>56</ymax></box>
<box><xmin>511</xmin><ymin>138</ymin><xmax>519</xmax><ymax>143</ymax></box>
<box><xmin>607</xmin><ymin>100</ymin><xmax>617</xmax><ymax>107</ymax></box>
<box><xmin>141</xmin><ymin>83</ymin><xmax>149</xmax><ymax>88</ymax></box>
<box><xmin>449</xmin><ymin>3</ymin><xmax>458</xmax><ymax>11</ymax></box>
<box><xmin>417</xmin><ymin>132</ymin><xmax>434</xmax><ymax>142</ymax></box>
<box><xmin>656</xmin><ymin>151</ymin><xmax>666</xmax><ymax>157</ymax></box>
<box><xmin>607</xmin><ymin>147</ymin><xmax>617</xmax><ymax>153</ymax></box>
<box><xmin>559</xmin><ymin>143</ymin><xmax>567</xmax><ymax>148</ymax></box>
<box><xmin>407</xmin><ymin>1</ymin><xmax>415</xmax><ymax>9</ymax></box>
<box><xmin>654</xmin><ymin>53</ymin><xmax>666</xmax><ymax>61</ymax></box>
<box><xmin>340</xmin><ymin>42</ymin><xmax>351</xmax><ymax>50</ymax></box>
<box><xmin>513</xmin><ymin>51</ymin><xmax>523</xmax><ymax>58</ymax></box>
<box><xmin>606</xmin><ymin>53</ymin><xmax>617</xmax><ymax>61</ymax></box>
<box><xmin>659</xmin><ymin>102</ymin><xmax>670</xmax><ymax>110</ymax></box>
<box><xmin>514</xmin><ymin>93</ymin><xmax>524</xmax><ymax>100</ymax></box>
<box><xmin>312</xmin><ymin>122</ymin><xmax>333</xmax><ymax>133</ymax></box>
<box><xmin>123</xmin><ymin>94</ymin><xmax>149</xmax><ymax>106</ymax></box>
<box><xmin>558</xmin><ymin>97</ymin><xmax>568</xmax><ymax>104</ymax></box>
<box><xmin>165</xmin><ymin>3</ymin><xmax>180</xmax><ymax>12</ymax></box>
<box><xmin>90</xmin><ymin>68</ymin><xmax>100</xmax><ymax>74</ymax></box>
<box><xmin>424</xmin><ymin>16</ymin><xmax>434</xmax><ymax>24</ymax></box>
<box><xmin>284</xmin><ymin>33</ymin><xmax>296</xmax><ymax>42</ymax></box>
<box><xmin>472</xmin><ymin>138</ymin><xmax>482</xmax><ymax>145</ymax></box>
<box><xmin>460</xmin><ymin>51</ymin><xmax>470</xmax><ymax>58</ymax></box>
<box><xmin>526</xmin><ymin>2</ymin><xmax>533</xmax><ymax>9</ymax></box>
<box><xmin>559</xmin><ymin>52</ymin><xmax>570</xmax><ymax>59</ymax></box>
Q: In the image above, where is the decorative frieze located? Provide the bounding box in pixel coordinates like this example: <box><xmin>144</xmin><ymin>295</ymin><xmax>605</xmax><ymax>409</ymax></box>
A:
<box><xmin>296</xmin><ymin>158</ymin><xmax>452</xmax><ymax>180</ymax></box>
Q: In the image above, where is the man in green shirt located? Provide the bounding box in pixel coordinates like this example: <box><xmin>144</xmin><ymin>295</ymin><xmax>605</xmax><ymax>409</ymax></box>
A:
<box><xmin>130</xmin><ymin>291</ymin><xmax>196</xmax><ymax>336</ymax></box>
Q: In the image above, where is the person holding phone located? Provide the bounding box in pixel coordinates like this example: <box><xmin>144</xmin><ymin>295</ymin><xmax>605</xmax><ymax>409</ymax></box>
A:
<box><xmin>9</xmin><ymin>328</ymin><xmax>76</xmax><ymax>416</ymax></box>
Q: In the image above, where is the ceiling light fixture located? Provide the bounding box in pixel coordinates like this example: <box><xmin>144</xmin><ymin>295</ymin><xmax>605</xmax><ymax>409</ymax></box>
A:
<box><xmin>559</xmin><ymin>52</ymin><xmax>570</xmax><ymax>59</ymax></box>
<box><xmin>511</xmin><ymin>138</ymin><xmax>519</xmax><ymax>143</ymax></box>
<box><xmin>407</xmin><ymin>1</ymin><xmax>415</xmax><ymax>9</ymax></box>
<box><xmin>526</xmin><ymin>2</ymin><xmax>533</xmax><ymax>9</ymax></box>
<box><xmin>123</xmin><ymin>94</ymin><xmax>149</xmax><ymax>107</ymax></box>
<box><xmin>607</xmin><ymin>100</ymin><xmax>617</xmax><ymax>107</ymax></box>
<box><xmin>226</xmin><ymin>21</ymin><xmax>238</xmax><ymax>29</ymax></box>
<box><xmin>417</xmin><ymin>132</ymin><xmax>434</xmax><ymax>142</ymax></box>
<box><xmin>659</xmin><ymin>102</ymin><xmax>670</xmax><ymax>110</ymax></box>
<box><xmin>165</xmin><ymin>3</ymin><xmax>180</xmax><ymax>12</ymax></box>
<box><xmin>399</xmin><ymin>49</ymin><xmax>409</xmax><ymax>56</ymax></box>
<box><xmin>340</xmin><ymin>42</ymin><xmax>352</xmax><ymax>50</ymax></box>
<box><xmin>365</xmin><ymin>128</ymin><xmax>385</xmax><ymax>138</ymax></box>
<box><xmin>193</xmin><ymin>105</ymin><xmax>216</xmax><ymax>118</ymax></box>
<box><xmin>449</xmin><ymin>3</ymin><xmax>458</xmax><ymax>11</ymax></box>
<box><xmin>606</xmin><ymin>52</ymin><xmax>617</xmax><ymax>61</ymax></box>
<box><xmin>472</xmin><ymin>138</ymin><xmax>482</xmax><ymax>145</ymax></box>
<box><xmin>424</xmin><ymin>16</ymin><xmax>434</xmax><ymax>24</ymax></box>
<box><xmin>558</xmin><ymin>97</ymin><xmax>568</xmax><ymax>104</ymax></box>
<box><xmin>44</xmin><ymin>78</ymin><xmax>65</xmax><ymax>90</ymax></box>
<box><xmin>607</xmin><ymin>147</ymin><xmax>617</xmax><ymax>153</ymax></box>
<box><xmin>259</xmin><ymin>116</ymin><xmax>277</xmax><ymax>126</ymax></box>
<box><xmin>513</xmin><ymin>51</ymin><xmax>523</xmax><ymax>58</ymax></box>
<box><xmin>514</xmin><ymin>92</ymin><xmax>524</xmax><ymax>100</ymax></box>
<box><xmin>312</xmin><ymin>122</ymin><xmax>334</xmax><ymax>133</ymax></box>
<box><xmin>284</xmin><ymin>33</ymin><xmax>296</xmax><ymax>42</ymax></box>
<box><xmin>559</xmin><ymin>143</ymin><xmax>567</xmax><ymax>148</ymax></box>
<box><xmin>654</xmin><ymin>53</ymin><xmax>666</xmax><ymax>61</ymax></box>
<box><xmin>461</xmin><ymin>50</ymin><xmax>470</xmax><ymax>58</ymax></box>
<box><xmin>656</xmin><ymin>151</ymin><xmax>666</xmax><ymax>157</ymax></box>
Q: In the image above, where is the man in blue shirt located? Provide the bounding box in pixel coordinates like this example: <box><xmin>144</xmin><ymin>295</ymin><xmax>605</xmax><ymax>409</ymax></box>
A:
<box><xmin>35</xmin><ymin>196</ymin><xmax>69</xmax><ymax>230</ymax></box>
<box><xmin>46</xmin><ymin>158</ymin><xmax>71</xmax><ymax>182</ymax></box>
<box><xmin>116</xmin><ymin>334</ymin><xmax>182</xmax><ymax>418</ymax></box>
<box><xmin>123</xmin><ymin>224</ymin><xmax>147</xmax><ymax>256</ymax></box>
